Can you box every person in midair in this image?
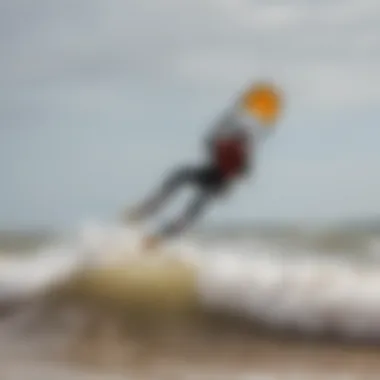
[125,82,283,248]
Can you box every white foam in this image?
[0,247,82,301]
[198,253,380,338]
[2,221,380,339]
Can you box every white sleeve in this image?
[208,105,271,145]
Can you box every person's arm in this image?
[205,110,236,150]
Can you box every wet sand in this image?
[9,329,380,379]
[7,307,378,380]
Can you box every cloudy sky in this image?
[1,0,380,229]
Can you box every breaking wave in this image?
[0,221,380,343]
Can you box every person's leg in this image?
[128,166,201,221]
[156,167,230,237]
[157,188,215,238]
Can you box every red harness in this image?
[213,137,248,178]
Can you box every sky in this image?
[1,0,380,229]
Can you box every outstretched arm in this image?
[205,110,235,147]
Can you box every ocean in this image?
[1,221,380,380]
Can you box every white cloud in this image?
[2,0,380,113]
[165,0,380,110]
